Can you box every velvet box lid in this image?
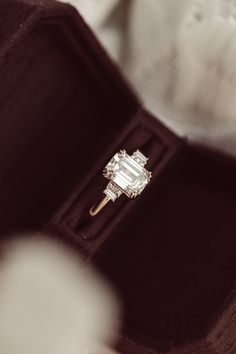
[1,0,236,353]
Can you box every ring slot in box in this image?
[57,119,172,241]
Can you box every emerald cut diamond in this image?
[103,149,152,201]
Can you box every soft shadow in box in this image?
[1,0,236,353]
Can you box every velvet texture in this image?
[0,1,236,353]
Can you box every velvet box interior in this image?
[1,1,236,353]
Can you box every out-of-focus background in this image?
[0,238,120,354]
[64,0,236,156]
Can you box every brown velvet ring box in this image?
[1,0,236,353]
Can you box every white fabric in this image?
[63,0,236,156]
[0,238,118,354]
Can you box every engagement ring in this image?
[90,149,152,216]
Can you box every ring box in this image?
[1,1,236,353]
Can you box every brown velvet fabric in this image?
[95,145,236,352]
[0,1,138,234]
[0,1,236,353]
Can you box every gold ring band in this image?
[90,195,111,216]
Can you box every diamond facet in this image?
[104,150,151,200]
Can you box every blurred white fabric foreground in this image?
[64,0,236,156]
[0,238,119,354]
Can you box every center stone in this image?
[104,151,150,198]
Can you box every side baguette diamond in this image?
[104,182,122,202]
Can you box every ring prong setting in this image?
[90,149,152,216]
